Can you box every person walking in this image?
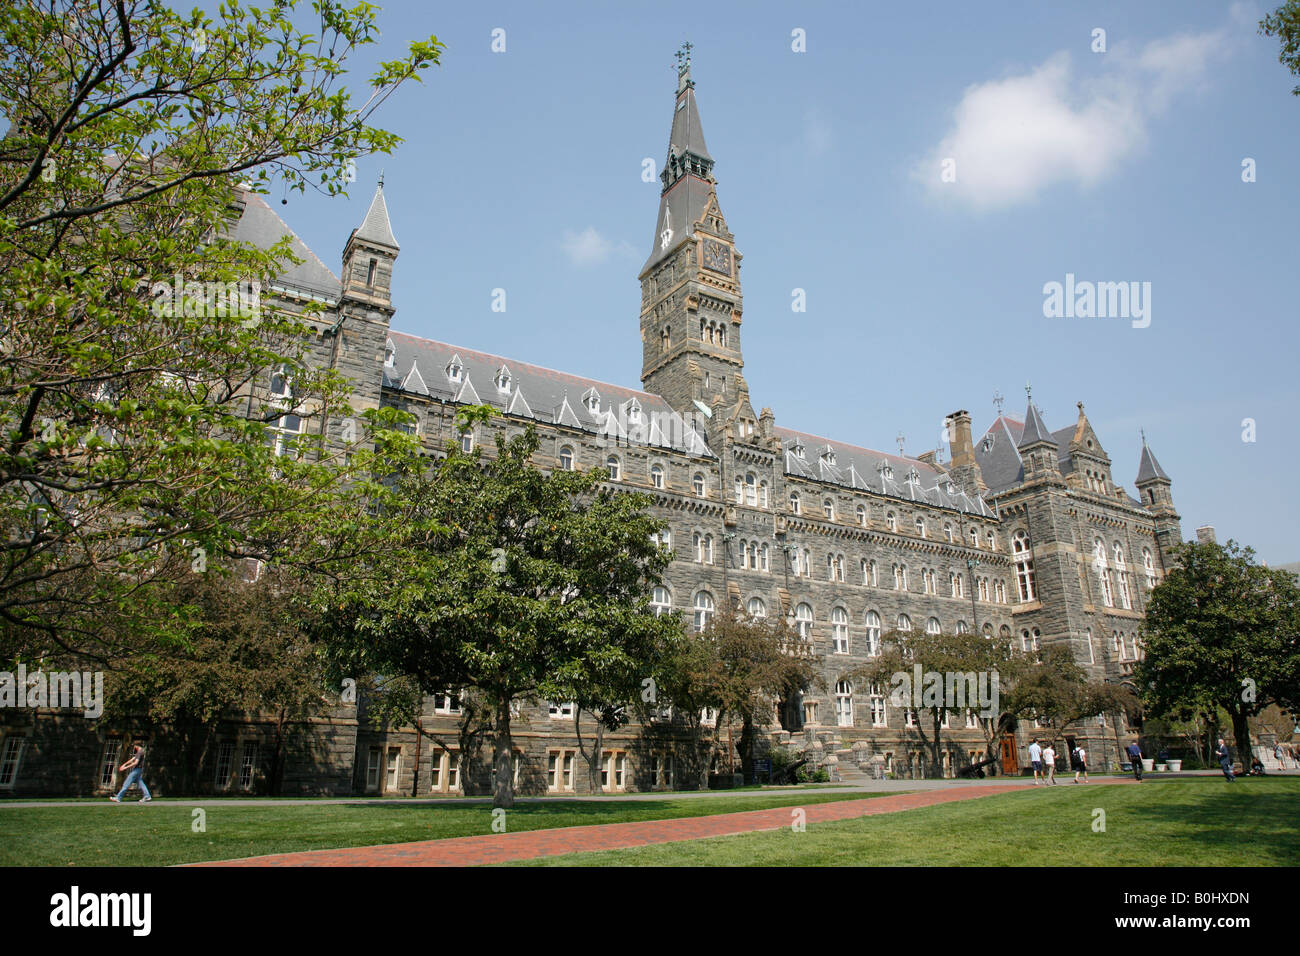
[1028,739,1043,785]
[1215,738,1235,782]
[1073,744,1089,783]
[1042,742,1057,785]
[1126,740,1143,781]
[110,740,152,803]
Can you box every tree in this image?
[1261,1,1300,95]
[0,1,439,658]
[1138,539,1300,764]
[317,417,680,808]
[856,628,1008,778]
[1000,645,1136,759]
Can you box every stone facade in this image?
[0,55,1181,797]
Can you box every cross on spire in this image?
[993,389,1004,416]
[1024,380,1033,402]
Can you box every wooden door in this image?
[1000,733,1019,775]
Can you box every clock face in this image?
[702,239,731,274]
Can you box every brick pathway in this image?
[194,782,1061,867]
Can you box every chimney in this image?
[1195,526,1217,545]
[945,410,987,493]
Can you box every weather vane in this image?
[896,431,905,455]
[992,389,1004,416]
[1024,380,1032,402]
[676,41,693,71]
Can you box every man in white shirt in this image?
[1027,739,1043,785]
[1041,743,1057,784]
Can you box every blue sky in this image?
[275,0,1299,563]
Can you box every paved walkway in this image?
[193,781,1084,867]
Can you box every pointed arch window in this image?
[794,603,814,641]
[1013,530,1036,602]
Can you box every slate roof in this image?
[230,190,342,301]
[776,425,995,517]
[976,414,1146,505]
[383,332,713,458]
[1018,401,1053,448]
[1136,441,1170,483]
[351,183,399,250]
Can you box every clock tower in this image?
[639,45,746,422]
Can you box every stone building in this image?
[0,53,1179,797]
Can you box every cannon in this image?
[957,753,999,779]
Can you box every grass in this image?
[507,777,1300,866]
[0,790,873,867]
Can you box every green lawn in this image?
[508,777,1300,866]
[0,790,872,867]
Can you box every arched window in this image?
[739,540,749,570]
[831,607,849,654]
[759,480,769,508]
[823,498,835,519]
[893,564,904,590]
[789,491,801,515]
[1013,530,1036,601]
[693,592,714,632]
[760,543,770,572]
[558,446,574,471]
[926,617,942,635]
[865,611,882,656]
[693,473,706,497]
[969,527,980,548]
[747,597,766,618]
[1142,547,1157,589]
[897,614,912,632]
[660,326,671,352]
[955,620,969,635]
[987,531,997,550]
[856,504,866,526]
[943,522,953,543]
[745,473,757,506]
[651,587,672,617]
[794,603,814,641]
[915,516,926,538]
[863,559,877,587]
[887,511,897,532]
[650,463,664,489]
[1114,543,1132,609]
[835,680,854,727]
[606,456,621,481]
[1094,537,1114,607]
[734,476,744,504]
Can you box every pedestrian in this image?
[1042,742,1057,785]
[1126,739,1143,781]
[1274,744,1286,771]
[1073,744,1089,783]
[1214,738,1234,782]
[1028,738,1043,785]
[110,740,152,803]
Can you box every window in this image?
[794,603,814,641]
[1114,543,1132,609]
[0,736,25,788]
[601,751,629,792]
[950,572,963,598]
[759,480,769,508]
[431,751,461,792]
[905,709,920,728]
[747,596,766,618]
[789,492,801,515]
[269,363,293,399]
[887,511,897,532]
[660,326,671,352]
[584,389,601,413]
[385,747,402,791]
[559,446,574,471]
[865,611,882,656]
[760,542,770,571]
[494,365,512,393]
[692,473,706,497]
[926,617,942,636]
[215,741,235,788]
[433,691,462,715]
[701,707,718,726]
[267,412,303,459]
[856,504,866,526]
[915,516,926,537]
[835,681,854,727]
[650,463,665,489]
[383,340,395,368]
[1013,530,1036,601]
[734,476,744,504]
[650,754,674,790]
[446,357,463,383]
[548,701,576,720]
[606,456,621,481]
[1143,548,1157,589]
[869,683,887,726]
[803,701,819,726]
[745,473,757,506]
[547,750,576,792]
[823,498,835,519]
[897,614,912,632]
[239,743,258,790]
[366,745,381,791]
[98,739,120,788]
[944,522,953,542]
[831,607,849,654]
[694,592,715,632]
[970,527,980,548]
[651,586,673,617]
[828,553,844,582]
[693,532,713,564]
[987,531,997,550]
[367,257,377,286]
[460,430,474,454]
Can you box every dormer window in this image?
[981,435,994,453]
[583,388,601,414]
[627,400,642,425]
[383,340,395,369]
[793,442,806,460]
[445,356,463,384]
[821,448,836,466]
[494,365,512,393]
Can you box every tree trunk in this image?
[492,695,514,809]
[739,716,756,785]
[1230,706,1253,771]
[928,710,945,778]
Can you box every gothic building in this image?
[0,53,1180,797]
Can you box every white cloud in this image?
[916,26,1231,210]
[561,226,635,267]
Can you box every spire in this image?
[1017,399,1052,448]
[353,178,398,250]
[1136,438,1170,483]
[641,43,719,274]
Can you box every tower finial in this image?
[1025,380,1032,402]
[377,168,385,188]
[896,431,905,455]
[675,41,694,92]
[993,389,1004,416]
[1140,427,1146,444]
